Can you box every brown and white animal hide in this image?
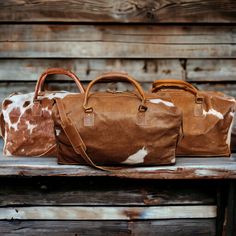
[0,91,74,157]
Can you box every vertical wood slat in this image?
[226,181,236,236]
[216,183,227,236]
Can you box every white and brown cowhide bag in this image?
[0,68,84,157]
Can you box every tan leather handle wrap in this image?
[56,99,122,172]
[153,79,197,90]
[152,79,198,95]
[83,72,146,109]
[34,68,85,101]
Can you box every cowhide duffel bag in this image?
[53,72,182,170]
[0,68,85,157]
[152,79,236,157]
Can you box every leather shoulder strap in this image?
[56,99,121,172]
[0,112,5,138]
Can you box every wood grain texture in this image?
[0,178,216,206]
[187,60,236,82]
[0,25,236,58]
[1,59,236,82]
[0,59,185,82]
[1,25,236,44]
[0,153,235,179]
[0,219,216,236]
[0,0,236,23]
[0,205,217,220]
[2,42,235,58]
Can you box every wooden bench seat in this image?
[0,154,236,179]
[0,137,236,235]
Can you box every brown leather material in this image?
[54,72,182,167]
[152,79,236,156]
[56,99,121,171]
[1,68,85,157]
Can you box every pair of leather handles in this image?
[34,68,200,107]
[34,68,148,111]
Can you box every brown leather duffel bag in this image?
[53,72,182,169]
[152,79,236,157]
[0,68,84,157]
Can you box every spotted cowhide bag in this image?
[0,68,85,157]
[53,72,182,170]
[152,79,236,156]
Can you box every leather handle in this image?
[83,72,147,112]
[34,68,85,101]
[152,79,198,96]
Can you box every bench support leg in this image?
[216,182,226,236]
[226,181,236,236]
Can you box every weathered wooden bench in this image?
[0,138,235,236]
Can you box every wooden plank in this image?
[0,151,235,179]
[0,178,216,206]
[187,60,236,82]
[2,59,236,83]
[129,219,216,236]
[0,0,236,23]
[0,25,236,58]
[0,59,184,82]
[0,219,216,236]
[0,205,217,220]
[2,42,235,58]
[1,25,236,44]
